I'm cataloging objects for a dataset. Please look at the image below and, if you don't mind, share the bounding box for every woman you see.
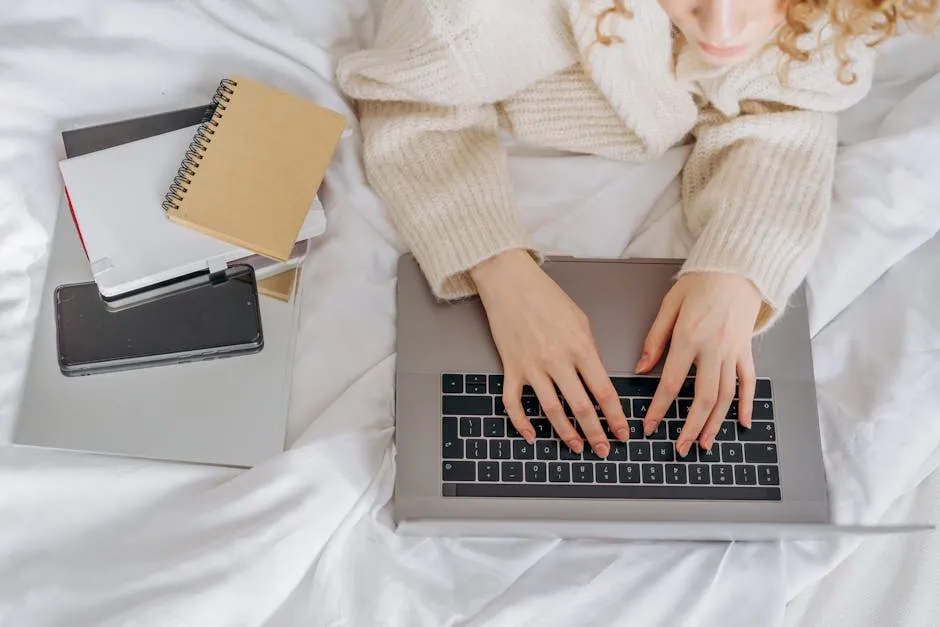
[337,0,935,459]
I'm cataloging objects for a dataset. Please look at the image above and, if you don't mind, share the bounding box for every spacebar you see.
[444,483,781,501]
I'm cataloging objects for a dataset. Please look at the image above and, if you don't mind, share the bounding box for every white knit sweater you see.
[337,0,876,328]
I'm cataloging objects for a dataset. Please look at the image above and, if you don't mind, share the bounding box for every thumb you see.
[636,295,680,373]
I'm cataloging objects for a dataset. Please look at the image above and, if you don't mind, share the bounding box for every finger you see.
[676,354,720,458]
[502,372,535,444]
[644,340,693,437]
[529,373,581,452]
[737,352,756,429]
[699,359,736,450]
[553,368,609,458]
[636,291,680,373]
[578,350,629,442]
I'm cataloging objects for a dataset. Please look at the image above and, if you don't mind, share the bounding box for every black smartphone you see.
[54,264,263,376]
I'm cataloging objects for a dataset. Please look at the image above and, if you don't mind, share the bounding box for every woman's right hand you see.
[470,250,629,458]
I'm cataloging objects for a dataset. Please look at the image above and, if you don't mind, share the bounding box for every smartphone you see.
[54,264,263,376]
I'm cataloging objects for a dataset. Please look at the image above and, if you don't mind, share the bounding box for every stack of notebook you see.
[58,76,347,302]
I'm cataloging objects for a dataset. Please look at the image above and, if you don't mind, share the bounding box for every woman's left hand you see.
[636,272,763,457]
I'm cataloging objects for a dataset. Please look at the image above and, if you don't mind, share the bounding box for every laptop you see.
[12,198,301,468]
[394,255,932,540]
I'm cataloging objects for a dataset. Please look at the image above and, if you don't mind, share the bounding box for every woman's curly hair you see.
[595,0,938,83]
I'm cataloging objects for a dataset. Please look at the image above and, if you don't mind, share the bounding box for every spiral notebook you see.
[163,76,347,261]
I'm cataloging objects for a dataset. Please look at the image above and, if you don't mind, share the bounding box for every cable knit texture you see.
[337,0,876,328]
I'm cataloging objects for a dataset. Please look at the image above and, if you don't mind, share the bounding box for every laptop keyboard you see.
[440,373,781,501]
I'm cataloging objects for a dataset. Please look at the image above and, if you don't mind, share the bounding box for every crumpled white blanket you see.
[0,2,938,626]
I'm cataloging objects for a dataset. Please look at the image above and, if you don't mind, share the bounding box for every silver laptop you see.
[12,200,300,468]
[394,255,931,540]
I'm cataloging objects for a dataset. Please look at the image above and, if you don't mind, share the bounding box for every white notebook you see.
[59,125,326,297]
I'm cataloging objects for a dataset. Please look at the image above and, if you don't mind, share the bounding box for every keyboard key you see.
[522,396,540,417]
[501,461,523,482]
[537,440,559,460]
[573,463,594,483]
[734,464,757,486]
[442,461,475,482]
[484,418,505,438]
[583,447,605,462]
[716,422,736,441]
[612,377,659,397]
[712,465,733,485]
[596,462,617,483]
[478,461,500,482]
[442,416,459,439]
[442,437,464,459]
[678,378,696,398]
[442,419,463,459]
[459,417,481,438]
[652,443,675,462]
[494,397,507,416]
[677,399,693,419]
[647,421,668,440]
[608,441,628,461]
[467,382,487,394]
[745,443,778,464]
[619,398,633,417]
[467,439,488,459]
[689,464,710,484]
[466,374,486,386]
[666,464,687,485]
[522,385,535,396]
[506,421,521,439]
[643,463,664,484]
[677,445,698,462]
[560,444,582,460]
[726,403,738,421]
[627,420,644,439]
[698,446,720,463]
[633,399,652,418]
[758,465,780,486]
[531,419,552,439]
[755,380,772,399]
[443,395,492,416]
[721,442,744,463]
[525,462,547,483]
[752,401,774,421]
[667,420,683,441]
[513,440,535,460]
[443,483,782,501]
[442,374,463,394]
[619,463,641,483]
[490,439,511,460]
[488,375,504,395]
[739,422,776,442]
[549,462,571,483]
[629,441,652,462]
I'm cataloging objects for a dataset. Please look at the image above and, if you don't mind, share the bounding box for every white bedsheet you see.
[0,2,938,626]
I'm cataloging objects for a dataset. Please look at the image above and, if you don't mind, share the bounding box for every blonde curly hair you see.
[595,0,938,83]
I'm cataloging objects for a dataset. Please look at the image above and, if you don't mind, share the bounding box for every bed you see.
[0,2,938,626]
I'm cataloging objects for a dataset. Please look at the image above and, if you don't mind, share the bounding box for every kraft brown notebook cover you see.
[162,76,346,261]
[258,268,299,302]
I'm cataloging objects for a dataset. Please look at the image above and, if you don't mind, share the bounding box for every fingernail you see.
[568,439,583,453]
[615,428,630,442]
[643,421,655,437]
[634,353,649,372]
[523,430,536,444]
[701,436,714,451]
[742,418,752,430]
[678,441,691,457]
[595,443,610,459]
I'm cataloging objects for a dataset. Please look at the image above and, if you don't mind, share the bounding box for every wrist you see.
[470,249,533,294]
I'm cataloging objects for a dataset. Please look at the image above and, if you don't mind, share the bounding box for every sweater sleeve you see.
[678,105,839,330]
[356,99,533,299]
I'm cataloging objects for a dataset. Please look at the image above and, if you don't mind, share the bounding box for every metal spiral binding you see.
[161,78,238,212]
